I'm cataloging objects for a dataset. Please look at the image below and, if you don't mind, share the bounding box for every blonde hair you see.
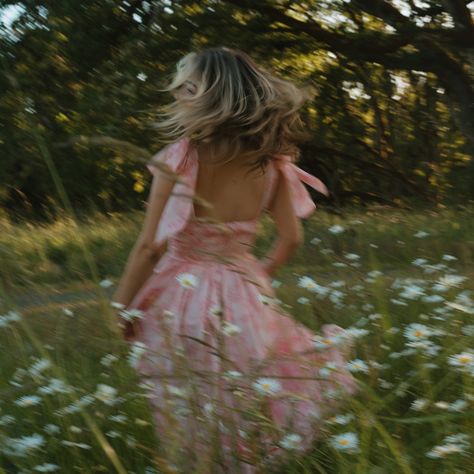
[152,46,315,176]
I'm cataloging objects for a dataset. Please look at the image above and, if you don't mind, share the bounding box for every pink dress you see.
[125,137,359,473]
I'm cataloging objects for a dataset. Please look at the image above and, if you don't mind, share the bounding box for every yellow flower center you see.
[459,355,472,364]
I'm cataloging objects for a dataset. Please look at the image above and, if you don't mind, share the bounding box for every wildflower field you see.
[1,204,473,474]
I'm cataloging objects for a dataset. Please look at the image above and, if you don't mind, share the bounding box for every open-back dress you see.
[124,136,359,473]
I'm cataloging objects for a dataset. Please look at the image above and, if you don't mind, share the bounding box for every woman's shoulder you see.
[147,136,193,175]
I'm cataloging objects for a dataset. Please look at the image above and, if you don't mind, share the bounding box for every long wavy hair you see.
[152,46,315,176]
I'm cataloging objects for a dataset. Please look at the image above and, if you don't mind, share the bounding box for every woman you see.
[112,46,359,473]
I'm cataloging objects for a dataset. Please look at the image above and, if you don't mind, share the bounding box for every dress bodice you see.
[145,136,329,258]
[166,219,259,264]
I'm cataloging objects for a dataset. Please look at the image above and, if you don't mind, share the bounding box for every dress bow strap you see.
[146,137,197,247]
[274,155,329,219]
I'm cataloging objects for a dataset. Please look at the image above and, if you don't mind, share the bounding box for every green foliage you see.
[1,1,473,221]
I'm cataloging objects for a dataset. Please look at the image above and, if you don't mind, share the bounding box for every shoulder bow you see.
[273,155,329,218]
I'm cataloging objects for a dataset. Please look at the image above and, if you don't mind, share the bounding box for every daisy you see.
[313,334,344,350]
[328,224,345,234]
[166,385,187,398]
[110,301,125,310]
[399,285,425,299]
[329,432,359,452]
[403,323,432,341]
[176,273,199,289]
[33,463,60,472]
[43,424,60,434]
[432,275,468,292]
[279,433,304,450]
[447,351,474,370]
[413,230,430,238]
[344,253,360,260]
[127,341,148,368]
[298,276,318,290]
[221,320,242,336]
[119,308,145,322]
[447,399,468,412]
[297,296,310,305]
[346,359,369,374]
[421,294,444,303]
[6,433,45,456]
[257,293,275,305]
[94,384,118,405]
[442,254,457,261]
[252,378,282,396]
[15,395,42,407]
[29,358,52,376]
[224,370,243,380]
[99,279,113,288]
[410,398,429,411]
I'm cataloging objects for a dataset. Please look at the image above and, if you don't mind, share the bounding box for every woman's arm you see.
[112,169,175,308]
[112,240,166,308]
[259,169,303,277]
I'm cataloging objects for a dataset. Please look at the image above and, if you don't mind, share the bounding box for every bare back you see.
[192,145,273,223]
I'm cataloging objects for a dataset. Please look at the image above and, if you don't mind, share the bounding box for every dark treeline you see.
[0,0,473,221]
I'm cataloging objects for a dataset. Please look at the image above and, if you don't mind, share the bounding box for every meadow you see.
[1,204,473,474]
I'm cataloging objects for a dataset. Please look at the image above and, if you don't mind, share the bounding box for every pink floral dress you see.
[125,137,359,473]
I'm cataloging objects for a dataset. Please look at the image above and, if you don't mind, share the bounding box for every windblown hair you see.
[152,46,315,176]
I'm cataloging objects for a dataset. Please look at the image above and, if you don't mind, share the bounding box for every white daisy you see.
[297,296,310,305]
[346,359,369,373]
[298,276,318,290]
[43,424,60,435]
[399,285,425,299]
[14,395,42,407]
[447,351,474,370]
[432,274,468,292]
[99,279,113,288]
[313,334,344,350]
[224,370,243,380]
[442,254,457,261]
[328,224,345,234]
[176,273,199,289]
[344,253,360,261]
[329,432,359,452]
[119,308,145,322]
[34,462,60,472]
[403,323,432,341]
[166,385,187,398]
[410,398,429,411]
[94,384,118,405]
[279,433,304,450]
[221,320,242,336]
[110,301,125,310]
[252,378,282,396]
[258,293,276,305]
[447,399,468,412]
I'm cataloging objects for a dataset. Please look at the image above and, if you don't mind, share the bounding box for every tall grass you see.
[1,206,473,473]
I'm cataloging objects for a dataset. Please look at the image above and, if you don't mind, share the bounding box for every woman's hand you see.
[111,301,141,342]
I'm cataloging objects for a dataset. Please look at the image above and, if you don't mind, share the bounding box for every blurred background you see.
[1,0,473,222]
[1,3,474,473]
